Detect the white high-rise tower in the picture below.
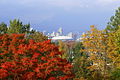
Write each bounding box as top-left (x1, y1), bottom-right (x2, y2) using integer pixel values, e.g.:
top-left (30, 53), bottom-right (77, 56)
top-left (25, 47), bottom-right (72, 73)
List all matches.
top-left (58, 27), bottom-right (63, 35)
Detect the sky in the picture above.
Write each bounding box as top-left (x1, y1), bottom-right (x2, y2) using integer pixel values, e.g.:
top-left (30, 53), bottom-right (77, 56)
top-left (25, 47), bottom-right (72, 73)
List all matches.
top-left (0, 0), bottom-right (120, 34)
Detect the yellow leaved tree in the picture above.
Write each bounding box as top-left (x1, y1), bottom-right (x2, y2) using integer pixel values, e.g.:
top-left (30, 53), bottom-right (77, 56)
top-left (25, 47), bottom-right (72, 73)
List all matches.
top-left (81, 25), bottom-right (110, 79)
top-left (107, 26), bottom-right (120, 69)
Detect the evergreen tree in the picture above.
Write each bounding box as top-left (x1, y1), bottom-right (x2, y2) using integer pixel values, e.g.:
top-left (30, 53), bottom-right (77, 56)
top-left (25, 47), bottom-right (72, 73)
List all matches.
top-left (7, 19), bottom-right (35, 34)
top-left (106, 7), bottom-right (120, 32)
top-left (72, 42), bottom-right (92, 79)
top-left (0, 22), bottom-right (7, 34)
top-left (110, 68), bottom-right (120, 80)
top-left (21, 23), bottom-right (30, 33)
top-left (7, 19), bottom-right (23, 33)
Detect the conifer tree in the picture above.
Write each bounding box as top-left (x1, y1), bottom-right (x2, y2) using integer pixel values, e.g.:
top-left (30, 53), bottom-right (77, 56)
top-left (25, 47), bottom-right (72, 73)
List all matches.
top-left (72, 42), bottom-right (92, 79)
top-left (0, 22), bottom-right (7, 34)
top-left (106, 7), bottom-right (120, 32)
top-left (7, 19), bottom-right (23, 33)
top-left (7, 19), bottom-right (35, 34)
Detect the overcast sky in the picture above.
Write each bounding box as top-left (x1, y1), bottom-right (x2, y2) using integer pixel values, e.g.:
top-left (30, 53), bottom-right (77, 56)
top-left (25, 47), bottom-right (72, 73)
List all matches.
top-left (0, 0), bottom-right (120, 33)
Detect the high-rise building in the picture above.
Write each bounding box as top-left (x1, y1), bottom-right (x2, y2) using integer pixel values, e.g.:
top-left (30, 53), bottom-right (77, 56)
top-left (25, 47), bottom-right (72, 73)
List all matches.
top-left (58, 27), bottom-right (63, 35)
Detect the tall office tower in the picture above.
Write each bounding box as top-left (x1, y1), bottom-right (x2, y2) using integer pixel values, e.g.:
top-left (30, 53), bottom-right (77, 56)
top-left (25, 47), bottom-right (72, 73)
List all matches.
top-left (58, 27), bottom-right (63, 35)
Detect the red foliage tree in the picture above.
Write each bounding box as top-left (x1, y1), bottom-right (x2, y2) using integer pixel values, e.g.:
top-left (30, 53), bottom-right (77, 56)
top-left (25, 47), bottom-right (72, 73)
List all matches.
top-left (0, 34), bottom-right (74, 80)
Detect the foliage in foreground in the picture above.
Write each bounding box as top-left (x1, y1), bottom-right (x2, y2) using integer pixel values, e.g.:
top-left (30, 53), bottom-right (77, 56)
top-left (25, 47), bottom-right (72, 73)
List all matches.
top-left (0, 34), bottom-right (74, 80)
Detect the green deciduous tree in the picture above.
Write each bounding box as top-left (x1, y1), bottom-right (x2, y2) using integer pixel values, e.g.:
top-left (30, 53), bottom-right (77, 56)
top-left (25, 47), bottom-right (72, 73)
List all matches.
top-left (27, 32), bottom-right (48, 42)
top-left (58, 40), bottom-right (69, 59)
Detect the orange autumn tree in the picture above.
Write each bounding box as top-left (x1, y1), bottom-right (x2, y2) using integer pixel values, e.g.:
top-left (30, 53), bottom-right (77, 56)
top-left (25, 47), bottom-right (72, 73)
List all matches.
top-left (0, 34), bottom-right (74, 80)
top-left (81, 26), bottom-right (110, 79)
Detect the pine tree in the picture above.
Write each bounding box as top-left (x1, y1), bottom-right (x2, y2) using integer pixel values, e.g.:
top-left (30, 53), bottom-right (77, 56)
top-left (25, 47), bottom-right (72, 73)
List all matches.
top-left (72, 42), bottom-right (92, 79)
top-left (7, 19), bottom-right (23, 33)
top-left (0, 22), bottom-right (7, 34)
top-left (7, 19), bottom-right (34, 34)
top-left (106, 7), bottom-right (120, 32)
